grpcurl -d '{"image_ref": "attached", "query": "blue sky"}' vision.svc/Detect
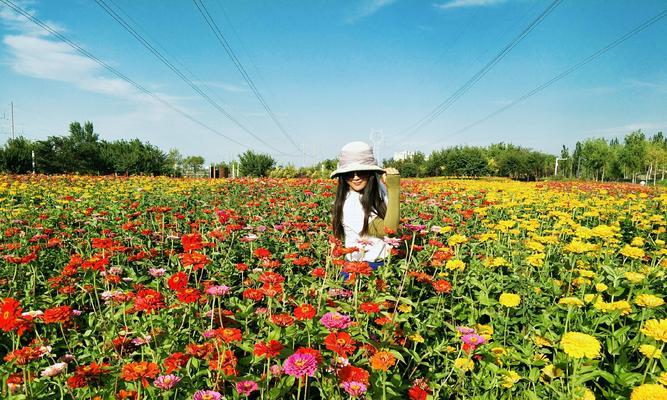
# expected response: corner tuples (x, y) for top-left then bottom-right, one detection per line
(1, 0), (665, 166)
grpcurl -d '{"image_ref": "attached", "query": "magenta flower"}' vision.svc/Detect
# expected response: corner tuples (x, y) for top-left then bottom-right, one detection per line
(270, 364), (284, 377)
(206, 285), (230, 296)
(192, 390), (222, 400)
(236, 380), (259, 396)
(342, 381), (368, 397)
(153, 374), (181, 390)
(320, 311), (352, 330)
(456, 326), (476, 335)
(283, 352), (318, 379)
(461, 333), (486, 348)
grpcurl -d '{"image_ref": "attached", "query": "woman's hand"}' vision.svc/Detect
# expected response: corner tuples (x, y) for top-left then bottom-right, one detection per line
(381, 167), (399, 184)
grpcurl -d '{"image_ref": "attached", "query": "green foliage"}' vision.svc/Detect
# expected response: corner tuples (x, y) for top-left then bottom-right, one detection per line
(238, 150), (276, 177)
(183, 155), (206, 176)
(0, 136), (34, 173)
(1, 121), (171, 176)
(101, 139), (168, 175)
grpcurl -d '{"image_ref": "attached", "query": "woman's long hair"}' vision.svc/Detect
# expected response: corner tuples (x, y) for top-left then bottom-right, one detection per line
(332, 173), (387, 240)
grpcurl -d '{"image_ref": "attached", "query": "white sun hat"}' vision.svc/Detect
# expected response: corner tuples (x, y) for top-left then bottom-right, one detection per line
(330, 141), (385, 178)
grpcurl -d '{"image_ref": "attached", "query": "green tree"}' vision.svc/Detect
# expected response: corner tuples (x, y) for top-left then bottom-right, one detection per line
(238, 150), (275, 177)
(1, 136), (34, 174)
(183, 155), (206, 176)
(581, 138), (611, 181)
(620, 130), (647, 182)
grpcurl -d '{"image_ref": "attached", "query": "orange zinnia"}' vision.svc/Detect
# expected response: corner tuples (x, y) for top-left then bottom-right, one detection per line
(370, 350), (396, 371)
(120, 361), (159, 387)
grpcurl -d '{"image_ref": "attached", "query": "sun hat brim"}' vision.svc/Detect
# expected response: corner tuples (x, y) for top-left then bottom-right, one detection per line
(330, 163), (384, 179)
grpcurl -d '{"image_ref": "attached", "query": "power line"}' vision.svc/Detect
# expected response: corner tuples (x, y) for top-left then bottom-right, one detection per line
(191, 0), (305, 155)
(391, 0), (562, 143)
(93, 0), (293, 156)
(0, 0), (254, 150)
(436, 9), (667, 145)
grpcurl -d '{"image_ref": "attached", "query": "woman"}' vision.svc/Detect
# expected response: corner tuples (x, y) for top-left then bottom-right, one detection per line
(331, 141), (400, 264)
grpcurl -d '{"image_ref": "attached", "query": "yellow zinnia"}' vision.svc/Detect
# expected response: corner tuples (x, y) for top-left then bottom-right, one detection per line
(454, 357), (474, 372)
(560, 332), (601, 359)
(625, 271), (646, 284)
(638, 344), (662, 359)
(540, 364), (563, 381)
(640, 319), (667, 342)
(558, 297), (584, 307)
(501, 370), (520, 388)
(630, 384), (667, 400)
(635, 294), (665, 308)
(658, 371), (667, 386)
(445, 259), (465, 271)
(575, 388), (596, 400)
(447, 234), (468, 247)
(621, 245), (645, 259)
(499, 293), (521, 308)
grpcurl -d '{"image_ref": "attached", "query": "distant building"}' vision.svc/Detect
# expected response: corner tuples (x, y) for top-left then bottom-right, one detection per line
(393, 151), (415, 161)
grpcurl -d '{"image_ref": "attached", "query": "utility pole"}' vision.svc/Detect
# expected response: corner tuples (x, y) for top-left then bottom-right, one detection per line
(370, 129), (384, 164)
(554, 157), (567, 176)
(11, 102), (15, 139)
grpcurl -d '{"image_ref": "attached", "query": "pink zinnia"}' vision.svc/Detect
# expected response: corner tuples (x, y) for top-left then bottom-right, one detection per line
(456, 326), (476, 335)
(206, 285), (230, 296)
(461, 333), (486, 347)
(153, 374), (181, 390)
(236, 380), (259, 396)
(283, 352), (318, 379)
(270, 364), (284, 377)
(320, 312), (352, 330)
(342, 381), (368, 397)
(192, 390), (222, 400)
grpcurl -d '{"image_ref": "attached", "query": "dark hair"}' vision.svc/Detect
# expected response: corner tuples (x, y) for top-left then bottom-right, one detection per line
(332, 172), (387, 240)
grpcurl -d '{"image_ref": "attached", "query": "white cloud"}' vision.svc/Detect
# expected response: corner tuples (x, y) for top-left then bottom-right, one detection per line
(195, 81), (247, 93)
(0, 3), (187, 113)
(346, 0), (397, 23)
(625, 78), (667, 94)
(584, 121), (667, 136)
(434, 0), (506, 10)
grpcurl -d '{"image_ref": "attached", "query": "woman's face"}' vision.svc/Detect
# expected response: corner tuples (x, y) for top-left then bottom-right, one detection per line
(344, 171), (369, 192)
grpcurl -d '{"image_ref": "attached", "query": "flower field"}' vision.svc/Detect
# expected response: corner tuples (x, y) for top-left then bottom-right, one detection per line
(0, 175), (666, 400)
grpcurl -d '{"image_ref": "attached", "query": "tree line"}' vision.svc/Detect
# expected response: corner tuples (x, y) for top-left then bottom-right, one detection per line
(0, 121), (205, 176)
(563, 130), (667, 183)
(1, 120), (663, 182)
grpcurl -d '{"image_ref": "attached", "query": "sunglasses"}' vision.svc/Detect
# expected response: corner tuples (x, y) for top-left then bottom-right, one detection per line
(343, 170), (371, 180)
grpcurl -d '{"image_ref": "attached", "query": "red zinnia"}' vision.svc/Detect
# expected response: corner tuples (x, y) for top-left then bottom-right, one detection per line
(218, 328), (243, 343)
(294, 304), (316, 320)
(270, 313), (295, 327)
(432, 280), (452, 294)
(133, 289), (165, 314)
(258, 271), (284, 284)
(181, 233), (203, 252)
(167, 272), (188, 291)
(337, 365), (369, 385)
(242, 288), (264, 302)
(254, 248), (272, 258)
(359, 302), (380, 314)
(0, 298), (22, 332)
(176, 287), (201, 304)
(408, 385), (429, 400)
(253, 340), (284, 359)
(120, 361), (160, 388)
(164, 352), (190, 374)
(42, 305), (72, 324)
(179, 252), (209, 270)
(324, 331), (357, 358)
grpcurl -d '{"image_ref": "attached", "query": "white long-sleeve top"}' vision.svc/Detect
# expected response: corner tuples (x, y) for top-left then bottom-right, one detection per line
(342, 188), (388, 262)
